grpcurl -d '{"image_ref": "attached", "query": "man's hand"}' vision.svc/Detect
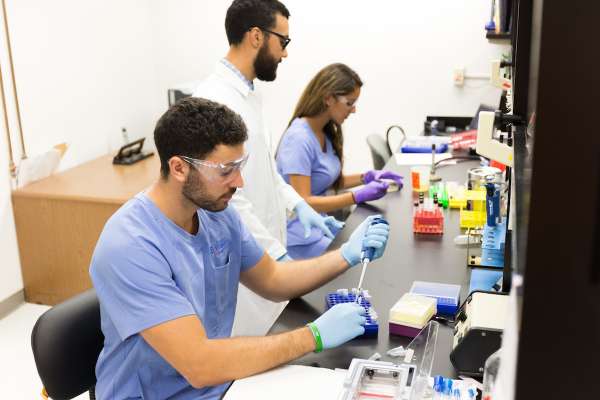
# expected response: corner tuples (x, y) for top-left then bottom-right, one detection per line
(340, 215), (390, 267)
(295, 200), (345, 239)
(308, 303), (366, 351)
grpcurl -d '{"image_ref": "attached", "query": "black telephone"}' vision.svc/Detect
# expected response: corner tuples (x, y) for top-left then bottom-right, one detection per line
(112, 138), (154, 165)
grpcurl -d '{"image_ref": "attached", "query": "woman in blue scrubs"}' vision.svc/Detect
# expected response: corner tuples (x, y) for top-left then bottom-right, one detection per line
(276, 63), (402, 259)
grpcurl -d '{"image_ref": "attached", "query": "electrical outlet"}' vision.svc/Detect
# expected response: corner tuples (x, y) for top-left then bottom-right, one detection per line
(453, 67), (465, 87)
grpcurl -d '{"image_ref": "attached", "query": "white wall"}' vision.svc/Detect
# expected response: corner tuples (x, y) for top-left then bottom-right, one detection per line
(0, 128), (22, 301)
(7, 0), (164, 170)
(149, 0), (508, 173)
(0, 0), (164, 302)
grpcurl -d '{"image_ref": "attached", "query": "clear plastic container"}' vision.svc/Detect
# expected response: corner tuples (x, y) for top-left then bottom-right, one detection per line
(482, 348), (501, 400)
(409, 281), (461, 316)
(389, 294), (436, 328)
(410, 166), (430, 192)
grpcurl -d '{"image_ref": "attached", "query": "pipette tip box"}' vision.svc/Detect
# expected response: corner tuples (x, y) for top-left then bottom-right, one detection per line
(388, 294), (436, 338)
(326, 289), (379, 338)
(409, 281), (461, 316)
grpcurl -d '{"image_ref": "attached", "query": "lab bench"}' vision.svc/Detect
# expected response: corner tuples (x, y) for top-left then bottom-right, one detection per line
(270, 158), (481, 377)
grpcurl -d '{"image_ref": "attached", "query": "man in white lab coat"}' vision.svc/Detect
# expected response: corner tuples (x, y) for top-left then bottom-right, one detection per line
(193, 0), (343, 336)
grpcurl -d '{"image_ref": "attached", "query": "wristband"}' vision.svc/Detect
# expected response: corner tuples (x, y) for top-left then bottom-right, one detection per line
(306, 322), (323, 353)
(360, 173), (365, 184)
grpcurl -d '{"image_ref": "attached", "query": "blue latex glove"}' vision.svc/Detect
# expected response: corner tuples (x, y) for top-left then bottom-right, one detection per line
(340, 215), (390, 267)
(353, 181), (389, 204)
(312, 303), (366, 349)
(363, 170), (404, 188)
(295, 200), (345, 239)
(277, 253), (293, 262)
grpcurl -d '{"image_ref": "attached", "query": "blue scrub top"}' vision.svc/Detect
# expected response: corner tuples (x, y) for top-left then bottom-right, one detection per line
(276, 118), (342, 258)
(89, 192), (264, 400)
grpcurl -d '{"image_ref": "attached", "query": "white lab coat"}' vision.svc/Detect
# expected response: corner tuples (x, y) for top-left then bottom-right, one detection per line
(193, 62), (303, 336)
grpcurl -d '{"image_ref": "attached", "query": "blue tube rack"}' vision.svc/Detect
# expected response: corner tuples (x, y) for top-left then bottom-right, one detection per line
(325, 291), (379, 338)
(480, 220), (507, 268)
(409, 281), (461, 316)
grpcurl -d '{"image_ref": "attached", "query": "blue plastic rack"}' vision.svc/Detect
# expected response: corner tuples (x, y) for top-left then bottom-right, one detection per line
(480, 220), (507, 268)
(325, 291), (379, 338)
(409, 281), (461, 316)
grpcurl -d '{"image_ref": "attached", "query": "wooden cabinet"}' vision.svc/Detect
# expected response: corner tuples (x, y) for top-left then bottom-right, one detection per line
(12, 154), (159, 305)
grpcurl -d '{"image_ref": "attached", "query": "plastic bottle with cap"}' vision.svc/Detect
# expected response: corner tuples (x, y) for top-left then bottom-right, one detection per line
(443, 378), (453, 400)
(452, 388), (461, 400)
(432, 376), (444, 400)
(467, 388), (477, 400)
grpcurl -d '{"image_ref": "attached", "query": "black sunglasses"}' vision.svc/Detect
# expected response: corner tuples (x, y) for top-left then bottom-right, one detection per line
(259, 28), (291, 49)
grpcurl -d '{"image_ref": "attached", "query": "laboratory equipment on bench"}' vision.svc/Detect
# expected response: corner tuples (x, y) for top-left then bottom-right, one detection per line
(429, 144), (442, 183)
(413, 194), (444, 235)
(449, 130), (478, 153)
(475, 111), (524, 167)
(410, 166), (430, 192)
(450, 291), (508, 376)
(459, 189), (487, 229)
(409, 281), (461, 316)
(406, 321), (440, 400)
(468, 175), (507, 268)
(400, 136), (449, 153)
(337, 359), (416, 400)
(113, 137), (154, 165)
(429, 182), (449, 209)
(466, 167), (502, 190)
(468, 269), (503, 294)
(389, 294), (437, 338)
(481, 349), (502, 400)
(325, 289), (379, 338)
(490, 59), (512, 91)
(432, 376), (479, 400)
(356, 217), (389, 303)
(446, 182), (467, 209)
(338, 321), (440, 400)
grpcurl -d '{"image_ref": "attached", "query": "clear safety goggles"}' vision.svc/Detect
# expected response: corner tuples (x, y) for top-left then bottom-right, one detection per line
(336, 95), (358, 109)
(179, 153), (249, 183)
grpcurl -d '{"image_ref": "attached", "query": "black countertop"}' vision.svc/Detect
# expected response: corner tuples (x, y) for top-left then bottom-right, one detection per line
(269, 158), (481, 377)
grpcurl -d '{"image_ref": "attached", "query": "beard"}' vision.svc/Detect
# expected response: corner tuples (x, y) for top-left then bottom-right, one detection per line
(182, 170), (236, 212)
(254, 41), (279, 82)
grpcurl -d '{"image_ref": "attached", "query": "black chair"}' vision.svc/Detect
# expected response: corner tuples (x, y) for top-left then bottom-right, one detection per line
(31, 289), (104, 400)
(366, 134), (392, 170)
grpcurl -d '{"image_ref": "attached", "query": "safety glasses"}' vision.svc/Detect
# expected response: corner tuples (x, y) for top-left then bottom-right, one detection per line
(179, 153), (249, 183)
(336, 95), (358, 108)
(260, 28), (291, 50)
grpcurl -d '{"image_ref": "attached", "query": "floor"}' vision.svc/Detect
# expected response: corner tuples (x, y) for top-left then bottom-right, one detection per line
(0, 302), (88, 400)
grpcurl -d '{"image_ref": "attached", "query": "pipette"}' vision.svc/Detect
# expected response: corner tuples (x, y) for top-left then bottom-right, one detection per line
(429, 144), (442, 183)
(356, 217), (389, 303)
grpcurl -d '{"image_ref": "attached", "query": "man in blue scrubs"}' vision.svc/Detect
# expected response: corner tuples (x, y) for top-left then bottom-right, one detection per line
(90, 97), (390, 399)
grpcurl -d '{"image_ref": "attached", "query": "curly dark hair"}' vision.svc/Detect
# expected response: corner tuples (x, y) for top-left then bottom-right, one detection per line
(154, 97), (248, 179)
(225, 0), (290, 45)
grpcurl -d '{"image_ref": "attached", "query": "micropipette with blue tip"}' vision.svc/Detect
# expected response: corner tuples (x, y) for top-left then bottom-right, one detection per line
(355, 217), (389, 303)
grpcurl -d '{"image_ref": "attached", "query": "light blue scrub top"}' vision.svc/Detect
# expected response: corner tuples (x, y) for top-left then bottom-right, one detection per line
(89, 192), (264, 400)
(276, 118), (342, 258)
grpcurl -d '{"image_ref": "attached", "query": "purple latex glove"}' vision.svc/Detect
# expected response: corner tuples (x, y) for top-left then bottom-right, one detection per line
(353, 181), (389, 204)
(363, 170), (404, 188)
